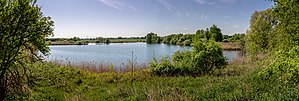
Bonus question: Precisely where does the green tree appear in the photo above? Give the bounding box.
[191,41,227,75]
[0,0,54,100]
[170,35,179,45]
[229,33,245,42]
[96,37,105,43]
[146,33,152,43]
[156,37,161,43]
[184,34,194,41]
[271,0,299,50]
[104,39,110,44]
[257,0,299,88]
[163,35,172,43]
[204,28,211,40]
[72,37,80,42]
[195,29,205,41]
[209,25,223,42]
[146,32,158,43]
[246,9,276,55]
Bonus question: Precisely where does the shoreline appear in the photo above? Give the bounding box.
[49,42,242,50]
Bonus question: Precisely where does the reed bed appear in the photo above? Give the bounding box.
[49,59,148,73]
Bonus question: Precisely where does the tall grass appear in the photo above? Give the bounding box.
[27,54,299,100]
[49,59,148,73]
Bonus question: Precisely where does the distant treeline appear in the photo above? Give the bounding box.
[145,25,245,46]
[46,25,245,46]
[47,36,146,45]
[47,36,145,42]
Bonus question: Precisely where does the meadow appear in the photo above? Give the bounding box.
[28,55,298,100]
[1,0,298,100]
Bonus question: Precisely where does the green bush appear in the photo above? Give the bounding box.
[150,41,227,76]
[172,51,192,75]
[150,57,176,76]
[191,41,227,75]
[259,46,299,86]
[170,38,178,45]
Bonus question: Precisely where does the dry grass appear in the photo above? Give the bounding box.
[215,56,253,76]
[220,42,242,50]
[215,53,268,76]
[49,60,148,74]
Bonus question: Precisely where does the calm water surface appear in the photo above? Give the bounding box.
[47,43,239,66]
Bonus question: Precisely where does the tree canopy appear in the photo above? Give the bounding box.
[246,9,276,54]
[209,25,223,42]
[0,0,54,99]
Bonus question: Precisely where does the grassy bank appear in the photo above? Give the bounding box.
[27,56,298,100]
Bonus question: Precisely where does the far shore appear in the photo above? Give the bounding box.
[49,41,242,50]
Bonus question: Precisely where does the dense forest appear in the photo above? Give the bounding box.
[0,0,298,100]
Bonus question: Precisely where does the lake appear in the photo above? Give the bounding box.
[47,43,240,67]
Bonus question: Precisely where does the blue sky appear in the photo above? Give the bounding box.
[37,0,273,38]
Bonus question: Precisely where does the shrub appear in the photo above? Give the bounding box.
[191,41,227,75]
[150,41,227,76]
[172,51,192,75]
[259,46,299,86]
[150,57,175,76]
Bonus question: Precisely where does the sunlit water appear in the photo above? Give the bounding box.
[46,43,240,67]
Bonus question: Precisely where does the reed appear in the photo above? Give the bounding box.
[220,42,242,50]
[49,59,148,74]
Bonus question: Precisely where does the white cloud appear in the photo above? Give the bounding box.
[194,0,216,6]
[195,0,206,4]
[192,13,208,21]
[224,16,230,19]
[156,0,182,16]
[208,2,216,5]
[194,0,239,6]
[98,0,137,12]
[219,0,237,4]
[234,25,239,28]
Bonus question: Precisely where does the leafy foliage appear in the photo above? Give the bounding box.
[271,0,299,50]
[246,9,276,55]
[172,51,193,75]
[146,25,228,46]
[146,32,159,43]
[227,33,245,42]
[191,41,227,75]
[150,41,227,76]
[150,57,176,76]
[209,25,223,42]
[259,46,299,86]
[0,0,54,100]
[246,1,299,98]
